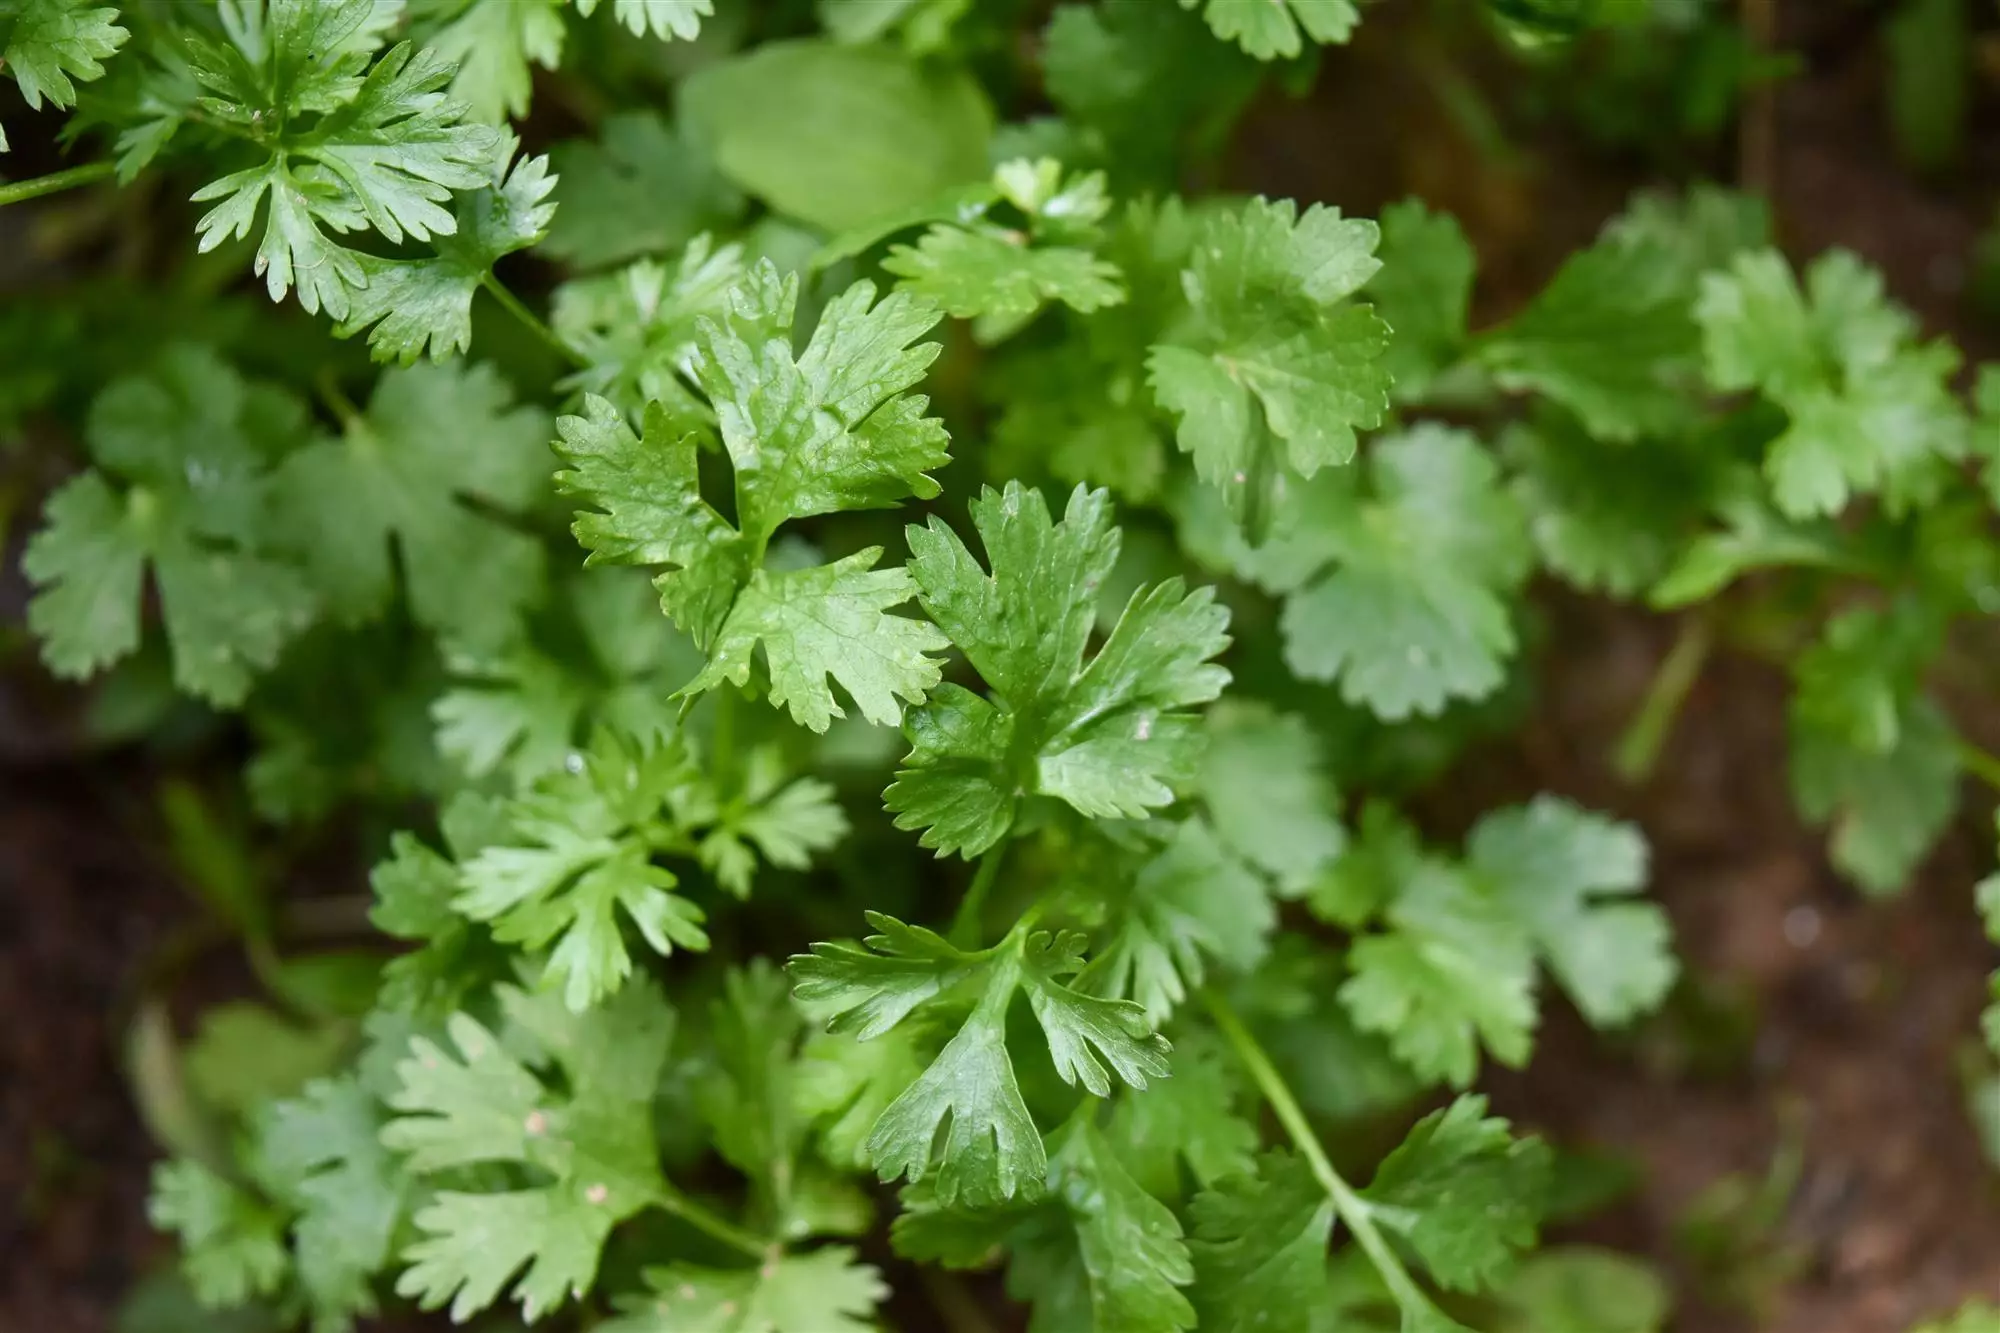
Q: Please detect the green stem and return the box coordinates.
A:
[1614,614,1715,783]
[0,161,116,208]
[1203,990,1441,1321]
[314,368,365,430]
[655,1187,770,1260]
[949,841,1009,949]
[1959,740,2000,795]
[479,271,586,369]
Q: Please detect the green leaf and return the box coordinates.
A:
[1043,2,1263,188]
[1177,0,1360,59]
[888,483,1231,857]
[255,1075,409,1326]
[1362,1096,1552,1293]
[1275,426,1532,720]
[1148,197,1391,534]
[383,979,674,1321]
[1697,249,1968,518]
[1186,1153,1336,1333]
[1198,700,1345,893]
[686,551,951,734]
[1478,228,1702,441]
[1504,409,1722,598]
[1467,797,1674,1028]
[1084,818,1276,1022]
[543,111,743,269]
[603,1248,886,1333]
[790,913,1169,1207]
[24,345,316,705]
[1914,1303,2000,1333]
[187,13,501,317]
[1106,1029,1257,1198]
[1789,605,1960,896]
[406,0,561,123]
[577,0,712,41]
[149,1159,289,1308]
[553,237,748,422]
[454,732,710,1010]
[335,141,558,364]
[275,361,549,649]
[1492,1247,1671,1333]
[1369,198,1476,398]
[555,262,954,731]
[4,0,126,131]
[695,961,805,1209]
[883,159,1126,333]
[1046,1117,1197,1330]
[1332,810,1537,1087]
[681,38,992,233]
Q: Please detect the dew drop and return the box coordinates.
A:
[585,1183,609,1205]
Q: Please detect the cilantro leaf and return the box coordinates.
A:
[1186,1152,1336,1333]
[790,912,1170,1207]
[186,5,501,318]
[431,566,698,785]
[1505,408,1724,598]
[1477,224,1703,441]
[604,1247,885,1333]
[576,0,711,41]
[887,483,1231,857]
[1467,797,1675,1028]
[275,361,550,650]
[24,345,316,705]
[1042,2,1263,188]
[1148,197,1391,535]
[336,140,557,364]
[553,237,748,422]
[1369,198,1476,399]
[555,262,953,731]
[149,1159,289,1308]
[407,0,562,124]
[1106,1029,1257,1198]
[543,111,743,270]
[1789,604,1960,895]
[1178,0,1359,59]
[1197,700,1345,893]
[371,791,512,1016]
[1082,818,1276,1022]
[1329,807,1538,1087]
[679,38,992,234]
[1045,1116,1197,1330]
[3,0,127,147]
[686,549,951,735]
[255,1074,409,1326]
[1698,248,1968,518]
[883,158,1126,337]
[383,979,673,1321]
[453,732,709,1010]
[1362,1096,1552,1293]
[1273,426,1533,720]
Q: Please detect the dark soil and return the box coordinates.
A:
[8,3,2000,1331]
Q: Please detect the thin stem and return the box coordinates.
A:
[655,1187,771,1260]
[479,271,586,369]
[1959,741,2000,795]
[314,367,365,430]
[1614,614,1715,784]
[1203,990,1439,1320]
[949,841,1009,949]
[0,161,116,208]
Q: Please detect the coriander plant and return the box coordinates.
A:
[7,0,2000,1330]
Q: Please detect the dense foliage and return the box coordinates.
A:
[6,0,2000,1330]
